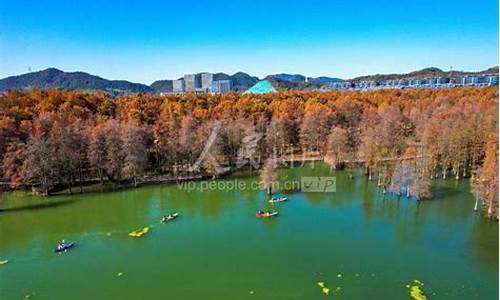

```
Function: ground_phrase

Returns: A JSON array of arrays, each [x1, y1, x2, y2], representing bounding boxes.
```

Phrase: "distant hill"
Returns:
[[350, 67, 499, 82], [270, 74, 343, 84], [150, 80, 173, 92], [479, 66, 500, 74], [266, 76, 322, 91], [271, 74, 306, 83], [213, 72, 259, 92], [0, 68, 258, 94], [1, 66, 496, 94], [0, 68, 154, 93], [227, 72, 260, 92], [307, 76, 343, 84]]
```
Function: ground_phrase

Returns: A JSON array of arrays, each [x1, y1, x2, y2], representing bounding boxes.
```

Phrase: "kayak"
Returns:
[[256, 211, 279, 218], [54, 242, 75, 253], [269, 197, 288, 203], [161, 212, 179, 223]]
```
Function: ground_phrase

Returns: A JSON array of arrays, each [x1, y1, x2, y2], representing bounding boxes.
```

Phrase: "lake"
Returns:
[[0, 163, 498, 299]]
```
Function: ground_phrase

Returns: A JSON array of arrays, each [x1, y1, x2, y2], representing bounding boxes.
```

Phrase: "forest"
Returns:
[[0, 87, 498, 218]]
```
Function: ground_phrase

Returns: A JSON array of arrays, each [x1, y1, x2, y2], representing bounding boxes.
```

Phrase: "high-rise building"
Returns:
[[211, 81, 219, 93], [201, 73, 213, 92], [172, 79, 185, 93], [184, 74, 196, 92], [211, 80, 231, 93]]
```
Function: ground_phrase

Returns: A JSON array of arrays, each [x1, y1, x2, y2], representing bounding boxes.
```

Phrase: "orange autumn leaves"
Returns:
[[0, 87, 497, 217]]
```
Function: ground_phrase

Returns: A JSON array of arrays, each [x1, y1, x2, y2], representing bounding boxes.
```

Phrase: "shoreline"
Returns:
[[2, 154, 327, 196]]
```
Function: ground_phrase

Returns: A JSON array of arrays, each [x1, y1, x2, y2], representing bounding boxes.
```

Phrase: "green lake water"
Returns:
[[0, 163, 498, 299]]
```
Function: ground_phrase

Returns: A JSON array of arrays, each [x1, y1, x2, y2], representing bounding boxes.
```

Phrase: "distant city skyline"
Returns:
[[0, 0, 498, 84]]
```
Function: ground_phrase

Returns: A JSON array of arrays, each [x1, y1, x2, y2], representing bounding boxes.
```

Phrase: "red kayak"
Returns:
[[256, 211, 279, 218]]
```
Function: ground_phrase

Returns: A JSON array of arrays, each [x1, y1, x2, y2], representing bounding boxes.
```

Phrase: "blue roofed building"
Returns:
[[244, 80, 277, 94]]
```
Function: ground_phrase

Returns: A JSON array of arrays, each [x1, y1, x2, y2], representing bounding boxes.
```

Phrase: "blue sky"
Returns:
[[0, 0, 498, 84]]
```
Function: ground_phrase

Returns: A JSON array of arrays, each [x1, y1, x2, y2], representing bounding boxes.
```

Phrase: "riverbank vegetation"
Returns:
[[0, 87, 497, 217]]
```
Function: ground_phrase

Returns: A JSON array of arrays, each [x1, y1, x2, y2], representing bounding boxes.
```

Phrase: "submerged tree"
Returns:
[[260, 159, 279, 195], [472, 133, 499, 218], [327, 126, 350, 168], [390, 146, 431, 200]]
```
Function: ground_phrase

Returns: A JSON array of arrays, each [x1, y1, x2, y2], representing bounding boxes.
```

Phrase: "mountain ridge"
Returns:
[[0, 68, 154, 93], [270, 73, 342, 84], [350, 66, 499, 82], [0, 67, 497, 93]]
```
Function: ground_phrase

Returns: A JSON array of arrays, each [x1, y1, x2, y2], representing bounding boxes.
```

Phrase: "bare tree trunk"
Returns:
[[79, 167, 83, 193], [99, 169, 103, 185], [68, 176, 73, 195]]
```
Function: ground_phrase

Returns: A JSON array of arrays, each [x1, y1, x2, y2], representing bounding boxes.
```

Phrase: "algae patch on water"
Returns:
[[407, 280, 428, 300], [317, 280, 343, 296], [317, 281, 330, 295], [128, 226, 150, 238]]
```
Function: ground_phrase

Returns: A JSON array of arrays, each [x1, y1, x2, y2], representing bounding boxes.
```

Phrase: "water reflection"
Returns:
[[0, 163, 497, 272], [469, 214, 499, 271]]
